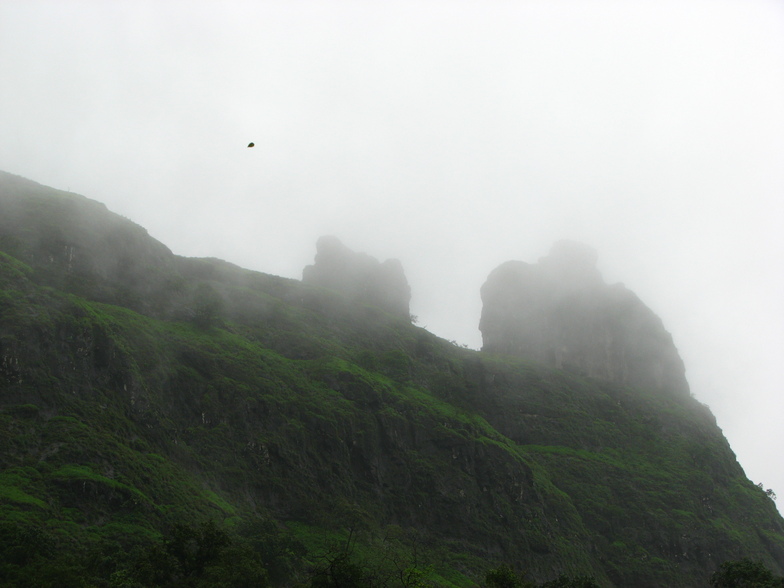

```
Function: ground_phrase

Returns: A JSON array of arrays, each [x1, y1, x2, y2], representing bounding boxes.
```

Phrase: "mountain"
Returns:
[[480, 240, 689, 396], [1, 169, 783, 587], [303, 235, 412, 321]]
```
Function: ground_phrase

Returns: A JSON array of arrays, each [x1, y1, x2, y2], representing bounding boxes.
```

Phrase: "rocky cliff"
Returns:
[[480, 240, 690, 396], [0, 170, 177, 316], [2, 172, 784, 587], [302, 235, 411, 320]]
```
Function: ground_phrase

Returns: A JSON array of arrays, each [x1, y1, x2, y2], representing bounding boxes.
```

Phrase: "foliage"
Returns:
[[757, 483, 778, 502], [485, 565, 532, 588], [710, 558, 784, 588], [484, 566, 600, 588], [125, 520, 269, 587], [540, 575, 601, 588], [2, 171, 784, 587]]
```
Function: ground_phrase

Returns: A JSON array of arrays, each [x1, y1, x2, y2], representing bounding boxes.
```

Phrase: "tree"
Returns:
[[309, 552, 371, 588], [484, 566, 601, 588], [485, 565, 533, 588], [541, 575, 601, 588], [235, 517, 306, 585], [710, 558, 783, 588], [756, 484, 777, 501], [128, 520, 269, 587]]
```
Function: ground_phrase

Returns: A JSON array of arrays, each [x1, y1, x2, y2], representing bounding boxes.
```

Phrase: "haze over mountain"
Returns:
[[480, 241, 690, 397], [1, 170, 784, 586], [0, 0, 782, 520], [303, 235, 412, 321]]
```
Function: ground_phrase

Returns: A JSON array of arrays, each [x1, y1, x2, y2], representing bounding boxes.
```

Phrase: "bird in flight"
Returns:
[[247, 142, 255, 148]]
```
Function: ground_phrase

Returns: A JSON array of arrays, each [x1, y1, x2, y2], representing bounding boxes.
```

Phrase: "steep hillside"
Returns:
[[1, 170, 783, 587]]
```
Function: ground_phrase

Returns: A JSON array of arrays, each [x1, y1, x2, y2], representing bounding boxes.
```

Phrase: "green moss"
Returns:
[[0, 481, 47, 509], [0, 250, 33, 279]]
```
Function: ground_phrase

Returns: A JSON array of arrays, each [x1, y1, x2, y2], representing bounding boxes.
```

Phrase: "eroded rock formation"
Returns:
[[302, 236, 411, 319], [480, 240, 689, 395]]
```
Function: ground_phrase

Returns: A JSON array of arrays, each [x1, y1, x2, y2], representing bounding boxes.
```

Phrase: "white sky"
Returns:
[[2, 0, 783, 514]]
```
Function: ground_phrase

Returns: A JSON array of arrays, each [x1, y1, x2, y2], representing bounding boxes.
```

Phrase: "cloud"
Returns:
[[1, 0, 783, 511]]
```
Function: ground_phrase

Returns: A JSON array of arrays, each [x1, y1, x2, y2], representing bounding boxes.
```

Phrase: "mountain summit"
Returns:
[[303, 235, 411, 320], [480, 240, 689, 396]]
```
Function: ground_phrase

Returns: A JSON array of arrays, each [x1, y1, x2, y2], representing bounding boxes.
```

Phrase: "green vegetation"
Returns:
[[710, 558, 784, 587], [484, 564, 600, 588], [1, 170, 784, 586]]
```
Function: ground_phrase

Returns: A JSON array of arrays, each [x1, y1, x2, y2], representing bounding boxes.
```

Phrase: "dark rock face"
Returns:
[[480, 240, 689, 395], [0, 170, 178, 315], [302, 236, 411, 319]]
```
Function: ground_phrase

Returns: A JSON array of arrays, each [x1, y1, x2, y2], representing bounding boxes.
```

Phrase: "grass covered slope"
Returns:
[[1, 170, 783, 587]]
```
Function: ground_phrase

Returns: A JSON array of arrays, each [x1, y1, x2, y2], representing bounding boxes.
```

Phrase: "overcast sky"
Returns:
[[2, 0, 783, 513]]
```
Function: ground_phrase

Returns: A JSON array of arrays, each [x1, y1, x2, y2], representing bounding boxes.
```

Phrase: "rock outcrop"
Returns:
[[302, 236, 411, 320], [6, 172, 784, 586], [480, 240, 689, 395]]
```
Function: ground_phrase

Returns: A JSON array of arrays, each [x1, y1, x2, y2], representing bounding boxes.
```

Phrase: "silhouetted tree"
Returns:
[[541, 575, 601, 588], [485, 564, 533, 588], [128, 520, 269, 587], [310, 552, 371, 588], [710, 558, 783, 588]]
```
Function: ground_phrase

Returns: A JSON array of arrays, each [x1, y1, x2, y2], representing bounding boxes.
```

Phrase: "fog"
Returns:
[[1, 1, 783, 512]]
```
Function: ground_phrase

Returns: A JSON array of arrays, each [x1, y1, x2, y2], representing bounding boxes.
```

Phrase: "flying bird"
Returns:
[[247, 142, 255, 148]]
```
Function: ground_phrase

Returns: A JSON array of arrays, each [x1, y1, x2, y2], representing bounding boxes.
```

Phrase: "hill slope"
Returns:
[[1, 170, 783, 587]]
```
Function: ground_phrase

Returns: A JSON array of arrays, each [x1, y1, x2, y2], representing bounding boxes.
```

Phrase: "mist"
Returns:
[[1, 1, 783, 512]]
